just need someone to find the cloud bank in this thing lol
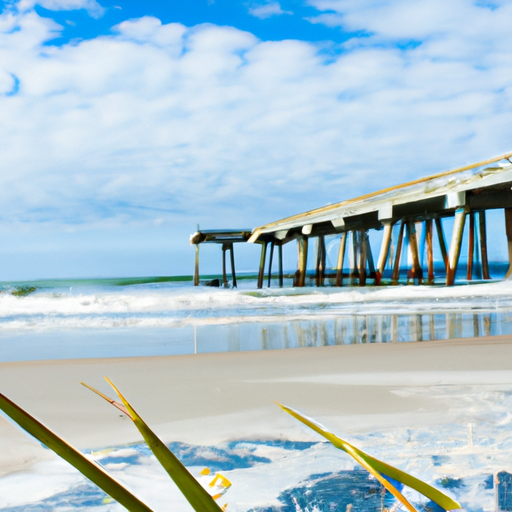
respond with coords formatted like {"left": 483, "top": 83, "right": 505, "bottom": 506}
{"left": 248, "top": 2, "right": 292, "bottom": 19}
{"left": 0, "top": 0, "right": 511, "bottom": 236}
{"left": 17, "top": 0, "right": 104, "bottom": 17}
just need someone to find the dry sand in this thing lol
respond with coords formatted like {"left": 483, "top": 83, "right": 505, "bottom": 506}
{"left": 2, "top": 335, "right": 512, "bottom": 477}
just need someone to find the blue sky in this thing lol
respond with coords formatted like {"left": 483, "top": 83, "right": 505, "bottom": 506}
{"left": 0, "top": 0, "right": 512, "bottom": 279}
{"left": 33, "top": 0, "right": 357, "bottom": 45}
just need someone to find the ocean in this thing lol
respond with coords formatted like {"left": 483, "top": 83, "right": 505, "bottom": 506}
{"left": 0, "top": 265, "right": 512, "bottom": 362}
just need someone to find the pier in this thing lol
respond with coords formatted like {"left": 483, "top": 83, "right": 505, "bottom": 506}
{"left": 191, "top": 152, "right": 512, "bottom": 288}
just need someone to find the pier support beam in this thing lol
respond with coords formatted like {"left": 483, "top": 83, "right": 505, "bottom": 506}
{"left": 504, "top": 208, "right": 512, "bottom": 278}
{"left": 376, "top": 222, "right": 392, "bottom": 285}
{"left": 467, "top": 212, "right": 475, "bottom": 281}
{"left": 278, "top": 244, "right": 284, "bottom": 288}
{"left": 435, "top": 218, "right": 449, "bottom": 272}
{"left": 392, "top": 221, "right": 405, "bottom": 284}
{"left": 267, "top": 241, "right": 275, "bottom": 287}
{"left": 229, "top": 244, "right": 237, "bottom": 288}
{"left": 297, "top": 236, "right": 308, "bottom": 287}
{"left": 335, "top": 232, "right": 347, "bottom": 287}
{"left": 419, "top": 221, "right": 427, "bottom": 270}
{"left": 365, "top": 231, "right": 375, "bottom": 279}
{"left": 358, "top": 231, "right": 367, "bottom": 286}
{"left": 349, "top": 231, "right": 358, "bottom": 285}
{"left": 222, "top": 244, "right": 229, "bottom": 288}
{"left": 316, "top": 235, "right": 326, "bottom": 287}
{"left": 505, "top": 208, "right": 512, "bottom": 279}
{"left": 425, "top": 219, "right": 434, "bottom": 284}
{"left": 446, "top": 207, "right": 467, "bottom": 286}
{"left": 194, "top": 244, "right": 200, "bottom": 286}
{"left": 407, "top": 222, "right": 423, "bottom": 284}
{"left": 257, "top": 242, "right": 268, "bottom": 289}
{"left": 479, "top": 210, "right": 490, "bottom": 279}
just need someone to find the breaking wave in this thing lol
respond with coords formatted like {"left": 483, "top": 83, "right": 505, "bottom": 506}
{"left": 0, "top": 276, "right": 512, "bottom": 332}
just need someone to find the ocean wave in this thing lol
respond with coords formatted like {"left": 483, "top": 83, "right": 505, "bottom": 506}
{"left": 0, "top": 279, "right": 512, "bottom": 332}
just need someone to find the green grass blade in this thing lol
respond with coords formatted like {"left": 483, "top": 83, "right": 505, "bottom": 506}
{"left": 334, "top": 438, "right": 419, "bottom": 512}
{"left": 81, "top": 381, "right": 131, "bottom": 418}
{"left": 0, "top": 393, "right": 154, "bottom": 512}
{"left": 277, "top": 404, "right": 417, "bottom": 512}
{"left": 278, "top": 403, "right": 462, "bottom": 511}
{"left": 352, "top": 446, "right": 461, "bottom": 510}
{"left": 84, "top": 379, "right": 223, "bottom": 512}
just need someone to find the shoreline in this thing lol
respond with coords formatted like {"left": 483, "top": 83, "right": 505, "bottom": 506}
{"left": 2, "top": 335, "right": 512, "bottom": 478}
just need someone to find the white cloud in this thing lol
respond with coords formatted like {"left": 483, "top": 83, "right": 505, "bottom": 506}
{"left": 16, "top": 0, "right": 104, "bottom": 18}
{"left": 306, "top": 12, "right": 343, "bottom": 27}
{"left": 0, "top": 1, "right": 511, "bottom": 240}
{"left": 113, "top": 16, "right": 186, "bottom": 48}
{"left": 307, "top": 0, "right": 512, "bottom": 44}
{"left": 248, "top": 1, "right": 291, "bottom": 19}
{"left": 0, "top": 71, "right": 17, "bottom": 94}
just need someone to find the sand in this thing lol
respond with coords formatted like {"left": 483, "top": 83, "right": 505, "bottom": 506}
{"left": 2, "top": 335, "right": 512, "bottom": 478}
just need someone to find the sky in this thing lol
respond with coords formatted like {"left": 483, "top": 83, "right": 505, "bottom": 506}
{"left": 0, "top": 0, "right": 512, "bottom": 279}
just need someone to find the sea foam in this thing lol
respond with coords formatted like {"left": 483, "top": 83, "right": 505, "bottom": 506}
{"left": 0, "top": 279, "right": 511, "bottom": 332}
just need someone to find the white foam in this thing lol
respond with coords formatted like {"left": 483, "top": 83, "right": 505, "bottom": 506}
{"left": 0, "top": 280, "right": 511, "bottom": 332}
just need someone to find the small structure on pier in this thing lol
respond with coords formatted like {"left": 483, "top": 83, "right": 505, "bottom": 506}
{"left": 191, "top": 152, "right": 512, "bottom": 288}
{"left": 189, "top": 229, "right": 251, "bottom": 288}
{"left": 189, "top": 229, "right": 285, "bottom": 288}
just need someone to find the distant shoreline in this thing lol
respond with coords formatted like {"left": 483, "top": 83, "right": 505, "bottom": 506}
{"left": 0, "top": 260, "right": 509, "bottom": 290}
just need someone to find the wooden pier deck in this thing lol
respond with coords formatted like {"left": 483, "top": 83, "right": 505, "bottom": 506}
{"left": 192, "top": 152, "right": 512, "bottom": 288}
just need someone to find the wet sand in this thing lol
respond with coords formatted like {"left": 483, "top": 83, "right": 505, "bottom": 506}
{"left": 2, "top": 335, "right": 512, "bottom": 477}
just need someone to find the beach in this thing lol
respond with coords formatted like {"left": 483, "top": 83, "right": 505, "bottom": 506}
{"left": 2, "top": 334, "right": 512, "bottom": 509}
{"left": 2, "top": 279, "right": 512, "bottom": 509}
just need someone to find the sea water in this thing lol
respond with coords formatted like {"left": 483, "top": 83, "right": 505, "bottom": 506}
{"left": 1, "top": 269, "right": 512, "bottom": 362}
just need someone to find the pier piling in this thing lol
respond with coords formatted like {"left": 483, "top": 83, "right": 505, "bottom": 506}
{"left": 376, "top": 222, "right": 392, "bottom": 285}
{"left": 392, "top": 221, "right": 405, "bottom": 284}
{"left": 335, "top": 232, "right": 347, "bottom": 287}
{"left": 467, "top": 212, "right": 475, "bottom": 281}
{"left": 278, "top": 244, "right": 284, "bottom": 287}
{"left": 425, "top": 219, "right": 434, "bottom": 284}
{"left": 258, "top": 242, "right": 268, "bottom": 289}
{"left": 229, "top": 244, "right": 237, "bottom": 288}
{"left": 407, "top": 222, "right": 423, "bottom": 284}
{"left": 194, "top": 244, "right": 200, "bottom": 286}
{"left": 297, "top": 236, "right": 308, "bottom": 287}
{"left": 447, "top": 207, "right": 467, "bottom": 286}
{"left": 479, "top": 210, "right": 490, "bottom": 280}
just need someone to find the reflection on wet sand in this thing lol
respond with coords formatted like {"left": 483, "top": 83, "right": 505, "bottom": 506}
{"left": 1, "top": 308, "right": 510, "bottom": 362}
{"left": 193, "top": 310, "right": 512, "bottom": 354}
